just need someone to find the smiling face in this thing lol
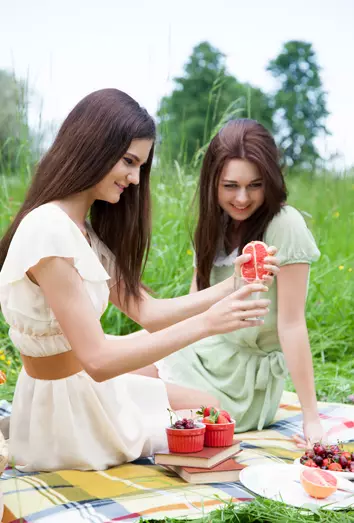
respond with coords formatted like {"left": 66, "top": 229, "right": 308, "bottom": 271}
{"left": 218, "top": 158, "right": 265, "bottom": 221}
{"left": 92, "top": 138, "right": 154, "bottom": 204}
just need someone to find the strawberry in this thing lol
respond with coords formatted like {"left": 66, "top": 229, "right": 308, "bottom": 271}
{"left": 328, "top": 462, "right": 342, "bottom": 471}
{"left": 202, "top": 416, "right": 215, "bottom": 424}
{"left": 196, "top": 405, "right": 214, "bottom": 417}
{"left": 342, "top": 452, "right": 351, "bottom": 461}
{"left": 304, "top": 458, "right": 315, "bottom": 467}
{"left": 219, "top": 410, "right": 231, "bottom": 422}
{"left": 216, "top": 414, "right": 230, "bottom": 424}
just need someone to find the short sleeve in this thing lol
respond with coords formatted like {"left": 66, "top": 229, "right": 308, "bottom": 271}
{"left": 264, "top": 205, "right": 320, "bottom": 267}
{"left": 0, "top": 204, "right": 110, "bottom": 286}
{"left": 91, "top": 234, "right": 118, "bottom": 289}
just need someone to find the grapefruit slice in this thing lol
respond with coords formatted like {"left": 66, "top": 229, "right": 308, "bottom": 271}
{"left": 241, "top": 241, "right": 270, "bottom": 282}
{"left": 300, "top": 468, "right": 338, "bottom": 499}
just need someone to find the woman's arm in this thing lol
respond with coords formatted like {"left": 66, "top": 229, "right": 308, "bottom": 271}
{"left": 114, "top": 253, "right": 279, "bottom": 332}
{"left": 29, "top": 257, "right": 270, "bottom": 382}
{"left": 189, "top": 269, "right": 198, "bottom": 293}
{"left": 277, "top": 263, "right": 323, "bottom": 445}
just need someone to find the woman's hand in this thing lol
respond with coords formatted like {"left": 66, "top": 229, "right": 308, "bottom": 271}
{"left": 204, "top": 282, "right": 270, "bottom": 336}
{"left": 263, "top": 246, "right": 281, "bottom": 284}
{"left": 292, "top": 417, "right": 326, "bottom": 449}
{"left": 233, "top": 246, "right": 280, "bottom": 285}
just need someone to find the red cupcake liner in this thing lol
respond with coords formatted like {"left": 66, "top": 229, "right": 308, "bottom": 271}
{"left": 166, "top": 424, "right": 206, "bottom": 453}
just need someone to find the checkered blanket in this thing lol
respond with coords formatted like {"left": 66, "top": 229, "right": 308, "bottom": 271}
{"left": 1, "top": 393, "right": 354, "bottom": 523}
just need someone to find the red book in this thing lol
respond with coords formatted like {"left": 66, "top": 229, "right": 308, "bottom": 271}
{"left": 154, "top": 438, "right": 241, "bottom": 469}
{"left": 165, "top": 457, "right": 245, "bottom": 484}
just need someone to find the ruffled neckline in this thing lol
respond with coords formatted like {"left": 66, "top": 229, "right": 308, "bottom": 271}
{"left": 214, "top": 247, "right": 239, "bottom": 267}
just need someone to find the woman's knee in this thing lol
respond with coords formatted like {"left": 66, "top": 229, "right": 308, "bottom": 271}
{"left": 166, "top": 383, "right": 221, "bottom": 411}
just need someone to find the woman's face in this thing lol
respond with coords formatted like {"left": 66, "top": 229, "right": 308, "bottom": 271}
{"left": 93, "top": 139, "right": 153, "bottom": 204}
{"left": 218, "top": 158, "right": 265, "bottom": 221}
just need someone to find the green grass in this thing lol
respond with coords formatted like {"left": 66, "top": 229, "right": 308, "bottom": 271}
{"left": 1, "top": 170, "right": 354, "bottom": 401}
{"left": 0, "top": 168, "right": 354, "bottom": 523}
{"left": 140, "top": 497, "right": 354, "bottom": 522}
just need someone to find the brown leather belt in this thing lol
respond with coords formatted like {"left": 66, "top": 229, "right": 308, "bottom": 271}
{"left": 21, "top": 351, "right": 83, "bottom": 380}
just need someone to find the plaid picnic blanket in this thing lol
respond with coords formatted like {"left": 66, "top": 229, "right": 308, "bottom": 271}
{"left": 1, "top": 392, "right": 354, "bottom": 523}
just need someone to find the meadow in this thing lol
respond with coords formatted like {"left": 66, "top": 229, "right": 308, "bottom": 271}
{"left": 0, "top": 163, "right": 354, "bottom": 522}
{"left": 1, "top": 166, "right": 353, "bottom": 403}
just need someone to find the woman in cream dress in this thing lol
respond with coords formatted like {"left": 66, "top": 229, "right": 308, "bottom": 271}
{"left": 0, "top": 90, "right": 277, "bottom": 472}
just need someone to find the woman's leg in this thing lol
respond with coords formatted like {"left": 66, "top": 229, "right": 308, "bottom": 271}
{"left": 131, "top": 364, "right": 220, "bottom": 410}
{"left": 130, "top": 364, "right": 159, "bottom": 377}
{"left": 164, "top": 382, "right": 220, "bottom": 411}
{"left": 129, "top": 333, "right": 220, "bottom": 410}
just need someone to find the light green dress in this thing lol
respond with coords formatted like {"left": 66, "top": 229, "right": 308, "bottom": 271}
{"left": 157, "top": 206, "right": 320, "bottom": 432}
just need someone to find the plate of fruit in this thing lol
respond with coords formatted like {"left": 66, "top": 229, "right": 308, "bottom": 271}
{"left": 240, "top": 463, "right": 354, "bottom": 510}
{"left": 294, "top": 442, "right": 354, "bottom": 480}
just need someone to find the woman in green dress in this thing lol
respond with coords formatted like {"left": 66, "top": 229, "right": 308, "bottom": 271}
{"left": 153, "top": 119, "right": 323, "bottom": 447}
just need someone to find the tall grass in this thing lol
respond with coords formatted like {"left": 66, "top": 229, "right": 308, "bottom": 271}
{"left": 1, "top": 165, "right": 353, "bottom": 404}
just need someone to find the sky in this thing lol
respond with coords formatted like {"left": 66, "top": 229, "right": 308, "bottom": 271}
{"left": 1, "top": 0, "right": 353, "bottom": 169}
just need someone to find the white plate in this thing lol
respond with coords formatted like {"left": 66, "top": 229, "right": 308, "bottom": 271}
{"left": 239, "top": 463, "right": 354, "bottom": 510}
{"left": 294, "top": 458, "right": 354, "bottom": 480}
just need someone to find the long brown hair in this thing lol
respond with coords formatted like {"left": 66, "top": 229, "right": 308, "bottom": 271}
{"left": 195, "top": 118, "right": 287, "bottom": 290}
{"left": 0, "top": 88, "right": 156, "bottom": 301}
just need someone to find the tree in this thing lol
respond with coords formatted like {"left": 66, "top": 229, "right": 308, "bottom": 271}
{"left": 0, "top": 70, "right": 38, "bottom": 174}
{"left": 157, "top": 42, "right": 274, "bottom": 166}
{"left": 267, "top": 41, "right": 329, "bottom": 169}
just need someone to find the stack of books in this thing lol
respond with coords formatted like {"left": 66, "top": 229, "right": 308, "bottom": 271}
{"left": 154, "top": 437, "right": 245, "bottom": 484}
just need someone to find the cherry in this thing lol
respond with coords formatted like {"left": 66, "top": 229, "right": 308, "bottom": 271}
{"left": 313, "top": 444, "right": 326, "bottom": 457}
{"left": 339, "top": 455, "right": 348, "bottom": 469}
{"left": 314, "top": 455, "right": 323, "bottom": 466}
{"left": 305, "top": 450, "right": 315, "bottom": 459}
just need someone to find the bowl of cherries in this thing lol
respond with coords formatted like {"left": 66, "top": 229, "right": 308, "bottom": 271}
{"left": 166, "top": 411, "right": 205, "bottom": 453}
{"left": 295, "top": 442, "right": 354, "bottom": 479}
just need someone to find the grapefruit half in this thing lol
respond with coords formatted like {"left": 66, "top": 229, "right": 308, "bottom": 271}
{"left": 241, "top": 241, "right": 270, "bottom": 282}
{"left": 300, "top": 468, "right": 338, "bottom": 499}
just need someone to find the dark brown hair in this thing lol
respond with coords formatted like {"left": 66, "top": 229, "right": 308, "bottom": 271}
{"left": 0, "top": 88, "right": 156, "bottom": 301}
{"left": 195, "top": 118, "right": 287, "bottom": 290}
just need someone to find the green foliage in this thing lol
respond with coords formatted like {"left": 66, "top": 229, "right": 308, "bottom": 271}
{"left": 145, "top": 496, "right": 354, "bottom": 522}
{"left": 0, "top": 70, "right": 41, "bottom": 176}
{"left": 157, "top": 42, "right": 274, "bottom": 166}
{"left": 267, "top": 41, "right": 329, "bottom": 169}
{"left": 157, "top": 40, "right": 330, "bottom": 172}
{"left": 1, "top": 169, "right": 354, "bottom": 411}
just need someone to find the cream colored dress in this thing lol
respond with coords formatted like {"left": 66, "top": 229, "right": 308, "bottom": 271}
{"left": 0, "top": 203, "right": 170, "bottom": 472}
